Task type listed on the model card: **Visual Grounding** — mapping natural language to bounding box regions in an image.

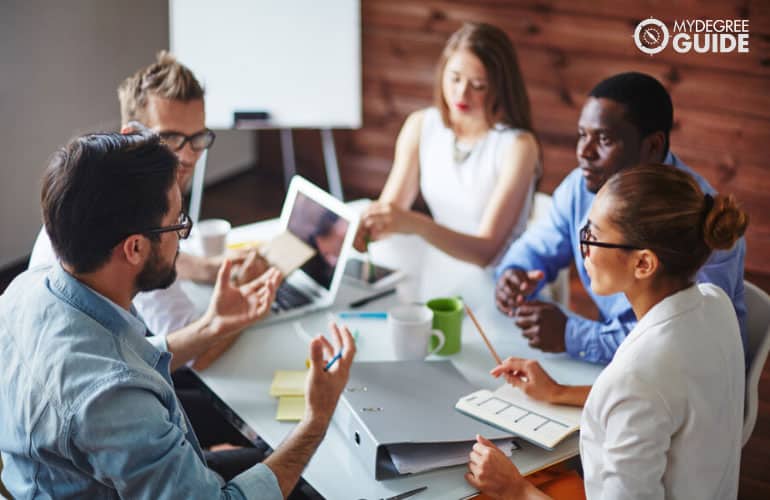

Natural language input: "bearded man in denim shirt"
[0,132,355,499]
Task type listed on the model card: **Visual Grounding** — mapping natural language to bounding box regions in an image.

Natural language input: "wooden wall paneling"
[275,0,770,277]
[365,1,770,76]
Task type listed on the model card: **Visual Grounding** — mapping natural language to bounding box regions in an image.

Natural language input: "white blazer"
[580,283,744,499]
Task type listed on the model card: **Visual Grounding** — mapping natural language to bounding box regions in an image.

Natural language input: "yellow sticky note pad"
[226,240,263,251]
[269,370,307,397]
[276,396,305,422]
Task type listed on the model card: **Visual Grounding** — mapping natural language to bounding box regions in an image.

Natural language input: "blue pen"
[338,311,387,320]
[324,351,342,371]
[323,330,359,372]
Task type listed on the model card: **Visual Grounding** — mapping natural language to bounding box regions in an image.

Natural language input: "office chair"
[742,280,770,446]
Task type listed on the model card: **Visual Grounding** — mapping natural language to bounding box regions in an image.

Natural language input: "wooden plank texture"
[259,0,770,279]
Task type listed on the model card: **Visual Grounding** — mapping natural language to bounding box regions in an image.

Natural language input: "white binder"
[332,360,511,480]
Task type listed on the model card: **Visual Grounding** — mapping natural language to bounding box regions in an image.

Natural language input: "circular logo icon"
[634,18,669,55]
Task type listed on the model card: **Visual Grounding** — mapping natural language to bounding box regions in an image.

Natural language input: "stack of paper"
[270,370,307,421]
[386,439,519,474]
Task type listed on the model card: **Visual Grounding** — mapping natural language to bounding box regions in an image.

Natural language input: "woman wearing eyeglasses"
[466,163,748,499]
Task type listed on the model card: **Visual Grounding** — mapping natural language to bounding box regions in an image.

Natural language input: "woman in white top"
[466,164,748,499]
[355,22,540,266]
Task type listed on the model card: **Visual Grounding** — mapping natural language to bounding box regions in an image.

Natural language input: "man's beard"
[135,242,177,292]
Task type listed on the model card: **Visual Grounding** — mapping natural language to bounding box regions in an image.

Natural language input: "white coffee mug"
[195,218,231,257]
[389,305,446,361]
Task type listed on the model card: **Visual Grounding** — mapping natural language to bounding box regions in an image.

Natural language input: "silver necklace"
[453,138,473,164]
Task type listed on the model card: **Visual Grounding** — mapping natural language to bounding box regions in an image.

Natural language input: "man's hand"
[490,357,563,403]
[178,247,270,285]
[202,261,281,341]
[514,300,567,352]
[466,435,534,500]
[263,323,356,498]
[304,323,356,426]
[228,248,270,286]
[495,269,545,316]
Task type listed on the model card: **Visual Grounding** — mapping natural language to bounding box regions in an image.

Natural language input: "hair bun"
[703,194,749,250]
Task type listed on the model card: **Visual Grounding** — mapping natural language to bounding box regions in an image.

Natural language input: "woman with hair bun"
[467,163,748,499]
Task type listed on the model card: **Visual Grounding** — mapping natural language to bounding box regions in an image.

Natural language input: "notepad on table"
[276,396,305,422]
[456,384,582,450]
[270,370,308,422]
[270,370,307,397]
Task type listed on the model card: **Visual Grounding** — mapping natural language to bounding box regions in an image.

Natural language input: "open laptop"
[262,175,359,325]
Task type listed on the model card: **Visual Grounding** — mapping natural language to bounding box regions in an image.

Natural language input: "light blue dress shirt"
[0,264,281,499]
[495,153,747,365]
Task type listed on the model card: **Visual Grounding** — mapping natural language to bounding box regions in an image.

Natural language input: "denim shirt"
[0,264,281,499]
[495,152,747,365]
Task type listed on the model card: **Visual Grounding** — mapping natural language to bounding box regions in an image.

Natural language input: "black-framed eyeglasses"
[158,129,216,152]
[144,212,193,240]
[579,221,641,259]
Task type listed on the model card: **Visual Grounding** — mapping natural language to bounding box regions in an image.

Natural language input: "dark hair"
[603,164,748,280]
[589,72,673,156]
[434,22,533,133]
[41,132,178,273]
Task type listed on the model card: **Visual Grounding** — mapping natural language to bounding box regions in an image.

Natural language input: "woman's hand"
[466,435,534,500]
[361,201,418,240]
[491,357,563,404]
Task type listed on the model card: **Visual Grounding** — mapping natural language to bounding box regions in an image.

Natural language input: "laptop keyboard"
[273,282,313,312]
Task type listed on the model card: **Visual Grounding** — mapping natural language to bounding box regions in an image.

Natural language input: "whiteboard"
[170,0,361,129]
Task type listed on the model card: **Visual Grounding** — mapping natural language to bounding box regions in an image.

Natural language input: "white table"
[182,203,603,499]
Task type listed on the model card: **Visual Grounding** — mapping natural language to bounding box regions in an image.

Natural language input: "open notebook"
[456,384,582,451]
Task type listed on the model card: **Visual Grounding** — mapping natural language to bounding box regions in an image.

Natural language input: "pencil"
[464,304,502,365]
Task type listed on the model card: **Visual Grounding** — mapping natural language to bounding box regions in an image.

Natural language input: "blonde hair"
[117,51,204,124]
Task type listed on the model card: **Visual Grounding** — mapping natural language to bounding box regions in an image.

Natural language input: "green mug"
[426,297,464,355]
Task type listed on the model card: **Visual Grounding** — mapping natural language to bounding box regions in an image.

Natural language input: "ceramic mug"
[426,296,464,355]
[389,305,446,360]
[196,218,231,257]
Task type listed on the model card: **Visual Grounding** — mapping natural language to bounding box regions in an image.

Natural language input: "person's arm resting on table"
[357,112,539,267]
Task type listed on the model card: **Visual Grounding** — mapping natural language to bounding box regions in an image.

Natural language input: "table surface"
[182,202,603,500]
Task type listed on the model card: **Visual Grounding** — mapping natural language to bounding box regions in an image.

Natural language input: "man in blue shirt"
[495,72,747,365]
[0,132,355,499]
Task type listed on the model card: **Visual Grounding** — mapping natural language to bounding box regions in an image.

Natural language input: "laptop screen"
[287,191,351,290]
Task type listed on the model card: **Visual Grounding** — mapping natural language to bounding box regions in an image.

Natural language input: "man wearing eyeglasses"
[30,51,265,340]
[494,72,747,365]
[0,132,356,499]
[27,52,281,483]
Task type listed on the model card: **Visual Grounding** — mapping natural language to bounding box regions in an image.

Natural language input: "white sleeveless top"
[418,108,536,264]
